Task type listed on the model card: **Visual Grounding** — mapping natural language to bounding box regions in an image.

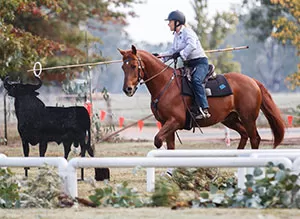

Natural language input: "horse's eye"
[131,64,137,69]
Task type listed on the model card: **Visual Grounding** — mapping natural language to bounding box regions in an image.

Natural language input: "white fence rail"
[146,149,300,190]
[1,149,300,198]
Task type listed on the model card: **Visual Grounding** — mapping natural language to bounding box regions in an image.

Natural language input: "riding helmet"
[165,10,186,25]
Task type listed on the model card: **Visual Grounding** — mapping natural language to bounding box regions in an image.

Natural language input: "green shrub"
[89,181,145,207]
[0,168,20,208]
[19,165,63,208]
[195,163,300,208]
[151,177,180,206]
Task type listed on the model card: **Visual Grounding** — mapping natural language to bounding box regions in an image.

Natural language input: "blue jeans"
[191,58,209,109]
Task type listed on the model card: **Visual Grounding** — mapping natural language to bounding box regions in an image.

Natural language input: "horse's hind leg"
[222,112,249,149]
[239,115,261,149]
[244,121,261,149]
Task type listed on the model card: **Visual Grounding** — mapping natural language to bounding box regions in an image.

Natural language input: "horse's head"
[3,76,42,97]
[118,45,145,97]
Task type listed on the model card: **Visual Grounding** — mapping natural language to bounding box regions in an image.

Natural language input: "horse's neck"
[139,52,175,98]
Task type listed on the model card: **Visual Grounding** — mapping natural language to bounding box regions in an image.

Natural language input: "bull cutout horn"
[3,76,11,89]
[32,76,42,90]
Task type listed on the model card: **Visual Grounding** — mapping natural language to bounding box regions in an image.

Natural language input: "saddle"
[181,64,232,97]
[183,64,217,82]
[180,64,233,130]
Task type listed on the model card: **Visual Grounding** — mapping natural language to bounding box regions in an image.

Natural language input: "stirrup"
[203,108,211,118]
[195,108,211,119]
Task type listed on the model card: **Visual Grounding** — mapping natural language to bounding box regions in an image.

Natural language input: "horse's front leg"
[166,132,175,150]
[154,119,179,149]
[165,132,175,176]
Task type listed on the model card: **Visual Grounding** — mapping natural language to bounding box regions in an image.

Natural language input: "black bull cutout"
[3,76,109,181]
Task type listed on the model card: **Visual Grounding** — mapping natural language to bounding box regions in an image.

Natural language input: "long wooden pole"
[27,46,249,72]
[205,45,249,53]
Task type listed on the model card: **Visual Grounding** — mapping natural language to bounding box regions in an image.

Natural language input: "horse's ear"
[117,48,126,56]
[131,45,137,55]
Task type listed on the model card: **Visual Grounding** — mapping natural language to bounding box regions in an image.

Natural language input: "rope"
[140,61,174,85]
[27,45,249,76]
[27,59,122,73]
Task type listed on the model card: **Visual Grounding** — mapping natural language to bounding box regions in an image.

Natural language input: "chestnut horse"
[118,45,285,150]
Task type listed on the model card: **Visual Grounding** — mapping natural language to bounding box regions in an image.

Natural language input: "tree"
[0,0,142,81]
[241,0,299,89]
[224,20,297,92]
[191,0,241,74]
[271,0,300,89]
[241,0,285,42]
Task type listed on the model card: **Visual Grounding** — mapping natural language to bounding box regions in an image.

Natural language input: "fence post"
[225,127,230,147]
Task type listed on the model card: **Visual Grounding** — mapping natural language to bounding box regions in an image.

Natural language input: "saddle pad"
[182,74,233,98]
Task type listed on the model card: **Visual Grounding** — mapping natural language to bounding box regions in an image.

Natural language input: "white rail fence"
[146,149,300,191]
[1,149,300,198]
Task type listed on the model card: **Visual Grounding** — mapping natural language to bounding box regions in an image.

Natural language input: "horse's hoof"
[154,137,162,148]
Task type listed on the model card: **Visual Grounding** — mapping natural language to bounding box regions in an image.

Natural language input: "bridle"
[122,56,144,94]
[123,55,173,89]
[122,54,186,141]
[140,62,173,85]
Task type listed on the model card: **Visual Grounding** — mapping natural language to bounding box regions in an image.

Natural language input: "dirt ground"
[1,126,300,218]
[1,208,300,219]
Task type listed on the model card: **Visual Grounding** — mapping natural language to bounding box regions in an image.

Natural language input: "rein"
[174,68,203,134]
[140,61,174,85]
[132,56,175,121]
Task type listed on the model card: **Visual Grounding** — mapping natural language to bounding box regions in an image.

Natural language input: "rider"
[155,10,210,119]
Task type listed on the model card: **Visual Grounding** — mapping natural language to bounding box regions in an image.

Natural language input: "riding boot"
[195,107,211,119]
[203,108,211,118]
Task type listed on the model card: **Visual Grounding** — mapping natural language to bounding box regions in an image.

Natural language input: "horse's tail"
[254,79,285,148]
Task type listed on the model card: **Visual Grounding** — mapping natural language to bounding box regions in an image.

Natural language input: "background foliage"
[191,0,241,74]
[0,0,142,81]
[0,0,299,92]
[240,0,299,91]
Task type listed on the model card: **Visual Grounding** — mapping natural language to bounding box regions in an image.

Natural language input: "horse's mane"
[137,49,170,69]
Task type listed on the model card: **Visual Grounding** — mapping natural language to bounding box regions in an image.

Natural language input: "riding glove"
[172,52,180,59]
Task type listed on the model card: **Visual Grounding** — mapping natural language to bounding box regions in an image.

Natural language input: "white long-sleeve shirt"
[161,26,207,61]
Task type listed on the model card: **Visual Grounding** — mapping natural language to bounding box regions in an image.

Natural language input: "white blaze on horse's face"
[120,59,140,97]
[122,59,139,96]
[118,46,142,97]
